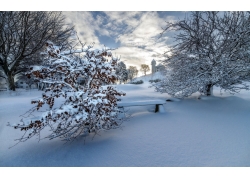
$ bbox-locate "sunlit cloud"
[63,12,101,46]
[63,11,183,75]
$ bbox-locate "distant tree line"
[116,62,152,83]
[116,62,141,83]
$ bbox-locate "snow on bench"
[117,99,166,113]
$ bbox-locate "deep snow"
[0,76,250,167]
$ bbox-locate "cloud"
[63,11,179,75]
[102,11,144,38]
[63,12,101,46]
[111,12,174,69]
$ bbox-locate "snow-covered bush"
[8,42,126,143]
[116,61,128,84]
[149,79,161,83]
[130,80,143,84]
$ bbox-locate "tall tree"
[0,11,74,91]
[127,66,138,81]
[154,11,250,98]
[140,64,150,76]
[116,61,128,84]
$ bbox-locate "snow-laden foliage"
[8,42,126,143]
[129,80,143,84]
[154,12,250,98]
[116,61,128,84]
[149,79,161,83]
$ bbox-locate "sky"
[63,11,188,74]
[1,0,247,76]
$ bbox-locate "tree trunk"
[7,73,16,91]
[206,84,213,96]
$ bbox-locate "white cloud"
[63,11,176,74]
[63,12,101,46]
[103,12,144,37]
[113,12,174,71]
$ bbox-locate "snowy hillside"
[0,82,250,167]
[132,72,164,82]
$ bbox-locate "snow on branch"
[8,42,126,145]
[154,11,250,98]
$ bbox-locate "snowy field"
[1,75,250,167]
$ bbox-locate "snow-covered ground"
[1,78,250,167]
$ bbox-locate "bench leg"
[155,104,165,113]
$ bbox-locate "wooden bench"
[117,100,166,113]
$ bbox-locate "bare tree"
[127,66,138,81]
[140,64,150,76]
[154,11,250,98]
[0,11,74,91]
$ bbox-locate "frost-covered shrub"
[8,42,126,143]
[149,79,161,83]
[116,61,128,84]
[130,80,143,84]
